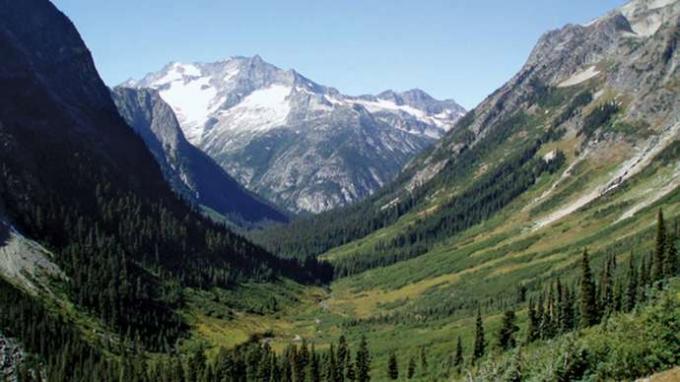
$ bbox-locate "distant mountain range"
[124,57,465,213]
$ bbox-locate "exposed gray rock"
[124,58,465,213]
[111,87,288,226]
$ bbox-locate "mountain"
[124,57,465,213]
[259,0,680,267]
[111,86,288,227]
[246,0,680,378]
[0,0,327,379]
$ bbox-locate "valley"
[1,0,680,381]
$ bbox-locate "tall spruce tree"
[336,336,349,381]
[666,234,678,276]
[473,308,486,362]
[625,255,638,312]
[526,299,540,343]
[498,309,519,351]
[579,249,599,327]
[454,336,464,370]
[407,356,416,379]
[387,352,399,380]
[652,209,667,282]
[355,336,370,382]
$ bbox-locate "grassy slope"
[178,82,680,380]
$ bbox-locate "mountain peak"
[123,56,465,213]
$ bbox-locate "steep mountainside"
[124,58,465,213]
[0,0,325,378]
[258,0,680,269]
[112,87,288,227]
[241,1,680,379]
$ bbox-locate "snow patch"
[558,67,601,88]
[212,84,292,134]
[158,76,217,143]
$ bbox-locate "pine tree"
[454,336,464,370]
[579,249,599,327]
[625,255,638,312]
[309,347,321,382]
[600,255,615,318]
[473,308,486,362]
[407,356,416,379]
[336,336,348,381]
[562,285,576,332]
[498,309,519,351]
[387,352,399,380]
[345,357,356,382]
[325,344,338,382]
[355,336,370,382]
[652,209,667,282]
[666,234,678,276]
[526,299,539,343]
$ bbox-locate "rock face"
[124,57,465,213]
[112,87,288,227]
[399,0,680,223]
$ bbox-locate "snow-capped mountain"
[111,87,288,227]
[124,56,465,213]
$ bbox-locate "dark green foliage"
[667,235,679,276]
[387,352,399,380]
[332,143,566,277]
[355,336,371,382]
[525,298,540,344]
[579,250,599,327]
[581,101,620,138]
[625,255,639,312]
[552,91,593,129]
[0,278,111,382]
[473,309,486,362]
[253,111,558,278]
[497,310,519,351]
[653,209,667,282]
[454,336,464,370]
[407,356,416,379]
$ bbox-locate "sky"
[52,0,625,109]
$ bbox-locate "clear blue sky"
[52,0,624,109]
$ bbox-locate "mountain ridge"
[111,86,289,227]
[124,56,465,213]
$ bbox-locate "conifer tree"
[345,357,356,382]
[639,254,651,303]
[473,308,486,362]
[309,346,321,382]
[625,255,638,312]
[387,352,399,380]
[562,285,576,332]
[498,309,519,351]
[407,356,416,379]
[454,336,464,370]
[579,249,599,327]
[652,209,667,282]
[355,336,371,382]
[325,344,338,382]
[526,299,539,343]
[600,255,615,318]
[336,335,349,380]
[666,234,678,276]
